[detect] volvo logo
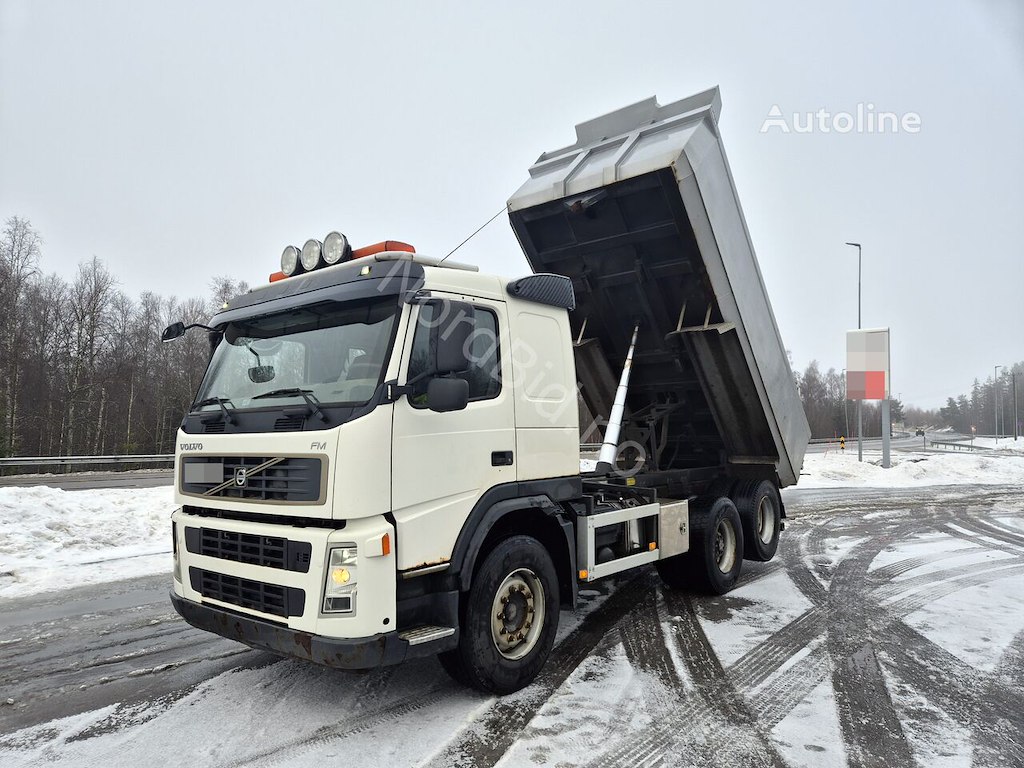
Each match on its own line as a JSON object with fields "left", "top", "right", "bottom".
{"left": 234, "top": 467, "right": 248, "bottom": 487}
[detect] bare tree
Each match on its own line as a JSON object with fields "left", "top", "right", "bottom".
{"left": 209, "top": 275, "right": 250, "bottom": 316}
{"left": 64, "top": 257, "right": 117, "bottom": 455}
{"left": 0, "top": 216, "right": 42, "bottom": 454}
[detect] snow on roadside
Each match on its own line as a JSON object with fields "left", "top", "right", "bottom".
{"left": 0, "top": 486, "right": 175, "bottom": 600}
{"left": 3, "top": 445, "right": 1022, "bottom": 601}
{"left": 970, "top": 436, "right": 1024, "bottom": 453}
{"left": 797, "top": 450, "right": 1024, "bottom": 489}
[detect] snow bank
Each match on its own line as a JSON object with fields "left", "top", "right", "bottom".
{"left": 584, "top": 448, "right": 1023, "bottom": 489}
{"left": 0, "top": 486, "right": 175, "bottom": 599}
{"left": 797, "top": 450, "right": 1024, "bottom": 489}
{"left": 970, "top": 436, "right": 1024, "bottom": 453}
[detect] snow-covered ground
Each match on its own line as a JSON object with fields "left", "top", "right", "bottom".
{"left": 1, "top": 448, "right": 1021, "bottom": 600}
{"left": 797, "top": 449, "right": 1024, "bottom": 489}
{"left": 1, "top": 474, "right": 1022, "bottom": 765}
{"left": 0, "top": 486, "right": 174, "bottom": 599}
{"left": 970, "top": 436, "right": 1024, "bottom": 452}
{"left": 3, "top": 484, "right": 1021, "bottom": 767}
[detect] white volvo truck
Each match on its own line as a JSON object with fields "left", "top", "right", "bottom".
{"left": 166, "top": 87, "right": 809, "bottom": 693}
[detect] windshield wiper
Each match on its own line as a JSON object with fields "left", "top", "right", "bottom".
{"left": 251, "top": 388, "right": 328, "bottom": 422}
{"left": 193, "top": 396, "right": 236, "bottom": 424}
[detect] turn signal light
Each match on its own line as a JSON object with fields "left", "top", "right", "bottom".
{"left": 351, "top": 241, "right": 416, "bottom": 258}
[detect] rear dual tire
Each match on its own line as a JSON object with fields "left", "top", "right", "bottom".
{"left": 732, "top": 479, "right": 782, "bottom": 562}
{"left": 656, "top": 496, "right": 743, "bottom": 595}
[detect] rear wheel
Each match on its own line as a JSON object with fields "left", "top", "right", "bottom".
{"left": 732, "top": 479, "right": 781, "bottom": 561}
{"left": 438, "top": 535, "right": 559, "bottom": 694}
{"left": 656, "top": 497, "right": 743, "bottom": 594}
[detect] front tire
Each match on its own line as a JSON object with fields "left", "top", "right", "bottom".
{"left": 438, "top": 535, "right": 559, "bottom": 694}
{"left": 656, "top": 497, "right": 743, "bottom": 595}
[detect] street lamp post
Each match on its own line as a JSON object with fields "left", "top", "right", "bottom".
{"left": 845, "top": 242, "right": 862, "bottom": 329}
{"left": 1014, "top": 371, "right": 1019, "bottom": 441}
{"left": 995, "top": 365, "right": 1002, "bottom": 443}
{"left": 842, "top": 368, "right": 850, "bottom": 441}
{"left": 845, "top": 242, "right": 864, "bottom": 461}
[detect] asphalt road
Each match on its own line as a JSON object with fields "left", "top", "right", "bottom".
{"left": 0, "top": 470, "right": 174, "bottom": 490}
{"left": 1, "top": 485, "right": 1022, "bottom": 766}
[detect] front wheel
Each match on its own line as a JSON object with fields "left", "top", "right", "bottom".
{"left": 438, "top": 535, "right": 559, "bottom": 694}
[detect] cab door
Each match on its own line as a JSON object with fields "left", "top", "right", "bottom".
{"left": 390, "top": 295, "right": 514, "bottom": 572}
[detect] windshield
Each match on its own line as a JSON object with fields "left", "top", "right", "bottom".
{"left": 194, "top": 298, "right": 400, "bottom": 410}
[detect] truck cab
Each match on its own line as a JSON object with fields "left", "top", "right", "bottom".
{"left": 170, "top": 253, "right": 584, "bottom": 686}
{"left": 169, "top": 87, "right": 810, "bottom": 693}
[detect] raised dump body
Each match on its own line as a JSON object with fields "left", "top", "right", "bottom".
{"left": 507, "top": 87, "right": 809, "bottom": 488}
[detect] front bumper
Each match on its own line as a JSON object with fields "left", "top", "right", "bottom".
{"left": 171, "top": 591, "right": 430, "bottom": 669}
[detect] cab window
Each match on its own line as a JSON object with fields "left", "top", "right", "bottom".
{"left": 407, "top": 304, "right": 501, "bottom": 406}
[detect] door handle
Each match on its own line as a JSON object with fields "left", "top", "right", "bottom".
{"left": 491, "top": 451, "right": 514, "bottom": 466}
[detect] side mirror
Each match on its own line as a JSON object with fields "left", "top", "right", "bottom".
{"left": 162, "top": 322, "right": 185, "bottom": 343}
{"left": 426, "top": 299, "right": 476, "bottom": 375}
{"left": 427, "top": 377, "right": 469, "bottom": 412}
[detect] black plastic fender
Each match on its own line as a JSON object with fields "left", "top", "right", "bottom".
{"left": 448, "top": 478, "right": 581, "bottom": 608}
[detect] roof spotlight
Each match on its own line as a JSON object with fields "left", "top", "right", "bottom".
{"left": 322, "top": 231, "right": 351, "bottom": 265}
{"left": 300, "top": 239, "right": 323, "bottom": 272}
{"left": 281, "top": 245, "right": 301, "bottom": 276}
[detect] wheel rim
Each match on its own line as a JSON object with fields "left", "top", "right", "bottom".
{"left": 713, "top": 519, "right": 737, "bottom": 573}
{"left": 756, "top": 496, "right": 776, "bottom": 544}
{"left": 490, "top": 568, "right": 545, "bottom": 660}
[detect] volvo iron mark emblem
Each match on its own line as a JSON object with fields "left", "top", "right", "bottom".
{"left": 234, "top": 467, "right": 247, "bottom": 487}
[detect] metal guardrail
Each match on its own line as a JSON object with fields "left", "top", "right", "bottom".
{"left": 0, "top": 454, "right": 173, "bottom": 468}
{"left": 808, "top": 431, "right": 911, "bottom": 445}
{"left": 928, "top": 440, "right": 990, "bottom": 452}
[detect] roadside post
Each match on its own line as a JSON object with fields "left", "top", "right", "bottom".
{"left": 846, "top": 328, "right": 892, "bottom": 467}
{"left": 1014, "top": 372, "right": 1018, "bottom": 441}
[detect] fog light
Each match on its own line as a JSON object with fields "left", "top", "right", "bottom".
{"left": 301, "top": 239, "right": 323, "bottom": 271}
{"left": 324, "top": 595, "right": 353, "bottom": 613}
{"left": 281, "top": 245, "right": 301, "bottom": 276}
{"left": 322, "top": 231, "right": 350, "bottom": 265}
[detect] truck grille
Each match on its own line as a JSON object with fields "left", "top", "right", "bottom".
{"left": 184, "top": 527, "right": 312, "bottom": 573}
{"left": 189, "top": 567, "right": 305, "bottom": 618}
{"left": 180, "top": 456, "right": 323, "bottom": 503}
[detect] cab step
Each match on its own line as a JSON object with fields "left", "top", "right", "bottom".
{"left": 398, "top": 625, "right": 456, "bottom": 646}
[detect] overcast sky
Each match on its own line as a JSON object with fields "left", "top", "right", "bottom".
{"left": 2, "top": 0, "right": 1022, "bottom": 409}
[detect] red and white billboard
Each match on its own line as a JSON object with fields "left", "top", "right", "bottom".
{"left": 846, "top": 328, "right": 890, "bottom": 401}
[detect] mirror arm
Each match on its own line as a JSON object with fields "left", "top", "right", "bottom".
{"left": 385, "top": 380, "right": 414, "bottom": 402}
{"left": 163, "top": 321, "right": 217, "bottom": 343}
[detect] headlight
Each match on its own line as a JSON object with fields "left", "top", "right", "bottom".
{"left": 322, "top": 231, "right": 350, "bottom": 265}
{"left": 323, "top": 545, "right": 357, "bottom": 613}
{"left": 301, "top": 239, "right": 323, "bottom": 272}
{"left": 281, "top": 245, "right": 301, "bottom": 276}
{"left": 172, "top": 520, "right": 181, "bottom": 583}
